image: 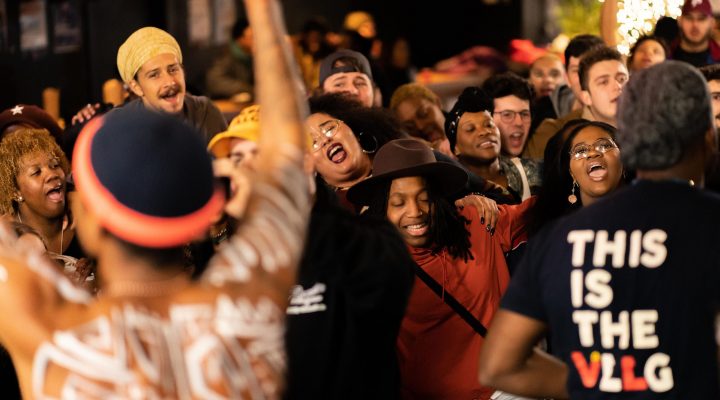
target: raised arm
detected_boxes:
[600,0,619,48]
[248,0,308,162]
[204,0,310,292]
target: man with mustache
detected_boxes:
[672,0,720,67]
[116,27,227,143]
[72,27,227,145]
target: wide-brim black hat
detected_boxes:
[347,138,467,206]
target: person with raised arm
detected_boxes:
[0,0,310,397]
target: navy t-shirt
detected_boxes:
[502,180,720,399]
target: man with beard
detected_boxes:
[72,27,227,145]
[671,0,720,67]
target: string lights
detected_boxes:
[605,0,684,54]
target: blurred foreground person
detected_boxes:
[0,0,310,397]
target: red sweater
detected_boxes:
[398,199,533,399]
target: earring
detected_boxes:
[15,195,23,203]
[358,132,379,154]
[568,181,578,204]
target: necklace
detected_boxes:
[102,273,190,298]
[16,212,65,254]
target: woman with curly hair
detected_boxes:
[306,93,407,211]
[0,128,82,259]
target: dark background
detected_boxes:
[0,0,544,122]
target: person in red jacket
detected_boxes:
[348,138,533,399]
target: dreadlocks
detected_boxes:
[364,178,473,262]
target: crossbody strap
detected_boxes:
[413,263,487,337]
[510,157,531,201]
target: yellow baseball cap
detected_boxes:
[207,105,260,158]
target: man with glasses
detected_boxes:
[481,73,542,202]
[482,72,534,158]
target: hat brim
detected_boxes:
[208,122,260,158]
[347,161,468,206]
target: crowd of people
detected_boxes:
[0,0,719,398]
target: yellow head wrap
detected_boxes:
[117,27,182,84]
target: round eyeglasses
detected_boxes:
[493,110,531,124]
[310,119,342,152]
[569,138,619,160]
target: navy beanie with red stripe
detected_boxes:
[73,107,224,248]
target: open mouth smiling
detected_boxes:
[326,143,347,163]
